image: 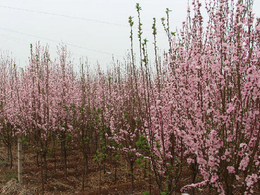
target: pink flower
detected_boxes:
[245,174,258,188]
[210,175,219,183]
[227,166,235,174]
[240,143,247,148]
[197,157,207,165]
[238,151,243,157]
[136,152,142,157]
[227,105,235,113]
[187,158,195,164]
[239,155,249,171]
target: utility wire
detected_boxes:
[0,33,29,45]
[0,5,128,27]
[0,26,122,57]
[0,5,162,33]
[0,33,95,61]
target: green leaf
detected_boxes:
[115,154,119,161]
[143,191,149,195]
[156,141,161,149]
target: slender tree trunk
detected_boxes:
[191,160,198,195]
[43,152,47,183]
[61,132,67,177]
[36,148,40,167]
[82,166,85,191]
[114,160,117,183]
[103,157,106,174]
[149,162,152,195]
[99,166,102,195]
[40,154,45,195]
[82,148,88,191]
[64,142,67,177]
[130,160,134,195]
[52,135,56,172]
[84,151,88,175]
[18,138,22,183]
[8,144,13,169]
[144,160,147,179]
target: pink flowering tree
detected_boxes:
[16,43,59,191]
[0,53,19,168]
[161,0,260,194]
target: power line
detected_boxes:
[0,33,101,62]
[0,33,29,45]
[0,5,129,27]
[0,26,122,57]
[0,5,161,33]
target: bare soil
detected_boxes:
[0,142,247,195]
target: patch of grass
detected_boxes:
[0,159,9,167]
[1,171,17,179]
[0,170,17,184]
[0,171,17,184]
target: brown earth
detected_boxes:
[0,142,192,195]
[0,142,245,195]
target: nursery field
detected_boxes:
[1,0,260,194]
[0,143,196,195]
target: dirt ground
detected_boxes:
[0,142,184,195]
[0,142,249,195]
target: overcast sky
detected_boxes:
[0,0,259,69]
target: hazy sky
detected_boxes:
[0,0,259,69]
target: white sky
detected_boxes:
[0,0,260,69]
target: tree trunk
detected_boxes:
[8,144,13,169]
[40,154,45,195]
[130,160,134,195]
[17,139,22,183]
[43,151,47,183]
[114,160,117,183]
[82,148,89,191]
